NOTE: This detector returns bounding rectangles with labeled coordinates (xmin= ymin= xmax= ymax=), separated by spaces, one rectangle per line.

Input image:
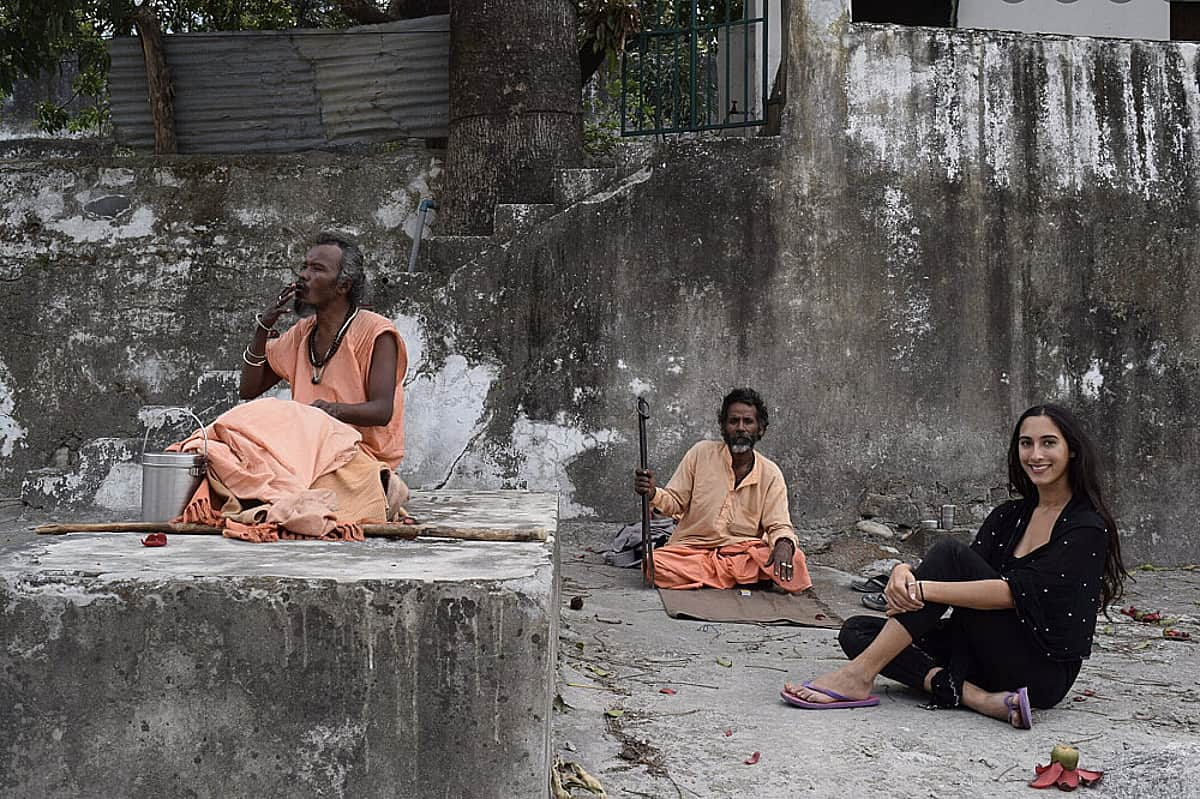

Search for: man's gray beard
xmin=293 ymin=298 xmax=316 ymax=317
xmin=725 ymin=434 xmax=756 ymax=454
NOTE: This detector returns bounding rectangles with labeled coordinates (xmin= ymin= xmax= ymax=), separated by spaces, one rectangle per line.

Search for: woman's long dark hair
xmin=1007 ymin=403 xmax=1128 ymax=610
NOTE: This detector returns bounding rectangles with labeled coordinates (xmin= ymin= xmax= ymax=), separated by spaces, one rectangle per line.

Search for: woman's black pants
xmin=837 ymin=539 xmax=1080 ymax=708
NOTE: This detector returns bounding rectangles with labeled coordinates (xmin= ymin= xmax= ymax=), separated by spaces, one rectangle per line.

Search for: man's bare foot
xmin=783 ymin=664 xmax=875 ymax=704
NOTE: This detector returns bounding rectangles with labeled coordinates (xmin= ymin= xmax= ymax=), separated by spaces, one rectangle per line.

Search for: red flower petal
xmin=724 ymin=729 xmax=733 ymax=737
xmin=1076 ymin=768 xmax=1103 ymax=786
xmin=141 ymin=534 xmax=167 ymax=547
xmin=1030 ymin=762 xmax=1064 ymax=789
xmin=1057 ymin=767 xmax=1080 ymax=790
xmin=659 ymin=687 xmax=677 ymax=695
xmin=743 ymin=751 xmax=760 ymax=765
xmin=1082 ymin=689 xmax=1096 ymax=697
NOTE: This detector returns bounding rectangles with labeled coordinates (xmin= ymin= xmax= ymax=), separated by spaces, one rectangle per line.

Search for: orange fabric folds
xmin=651 ymin=540 xmax=813 ymax=593
xmin=168 ymin=397 xmax=384 ymax=542
xmin=170 ymin=397 xmax=361 ymax=503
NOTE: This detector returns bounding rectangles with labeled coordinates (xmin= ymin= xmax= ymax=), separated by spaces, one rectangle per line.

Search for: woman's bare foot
xmin=783 ymin=664 xmax=875 ymax=704
xmin=963 ymin=685 xmax=1031 ymax=728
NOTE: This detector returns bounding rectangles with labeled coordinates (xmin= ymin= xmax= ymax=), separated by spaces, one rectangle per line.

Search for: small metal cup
xmin=940 ymin=504 xmax=956 ymax=530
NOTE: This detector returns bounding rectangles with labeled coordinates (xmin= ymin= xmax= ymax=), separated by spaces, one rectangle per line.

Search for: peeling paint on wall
xmin=404 ymin=353 xmax=498 ymax=489
xmin=93 ymin=462 xmax=141 ymax=510
xmin=46 ymin=206 xmax=155 ymax=242
xmin=1081 ymin=359 xmax=1104 ymax=400
xmin=876 ymin=186 xmax=931 ymax=368
xmin=844 ymin=26 xmax=1200 ymax=196
xmin=451 ymin=412 xmax=621 ymax=518
xmin=0 ymin=357 xmax=27 ymax=458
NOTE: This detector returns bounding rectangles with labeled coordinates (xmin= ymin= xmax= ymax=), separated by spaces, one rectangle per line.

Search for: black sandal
xmin=850 ymin=573 xmax=890 ymax=593
xmin=861 ymin=592 xmax=888 ymax=612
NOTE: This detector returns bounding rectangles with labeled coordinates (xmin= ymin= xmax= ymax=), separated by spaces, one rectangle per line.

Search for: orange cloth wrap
xmin=651 ymin=540 xmax=813 ymax=593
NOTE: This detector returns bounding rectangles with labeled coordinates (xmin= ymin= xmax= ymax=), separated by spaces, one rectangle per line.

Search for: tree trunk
xmin=131 ymin=9 xmax=177 ymax=155
xmin=442 ymin=0 xmax=583 ymax=234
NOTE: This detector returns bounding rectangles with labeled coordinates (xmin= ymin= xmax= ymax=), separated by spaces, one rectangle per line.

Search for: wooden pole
xmin=34 ymin=521 xmax=546 ymax=543
xmin=132 ymin=9 xmax=178 ymax=155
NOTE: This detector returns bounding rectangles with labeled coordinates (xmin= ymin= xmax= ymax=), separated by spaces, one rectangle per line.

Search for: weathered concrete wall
xmin=0 ymin=530 xmax=558 ymax=798
xmin=2 ymin=0 xmax=1199 ymax=562
xmin=0 ymin=143 xmax=444 ymax=511
xmin=777 ymin=0 xmax=1200 ymax=560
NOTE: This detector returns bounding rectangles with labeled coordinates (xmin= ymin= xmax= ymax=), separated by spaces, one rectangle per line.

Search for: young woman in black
xmin=781 ymin=404 xmax=1127 ymax=728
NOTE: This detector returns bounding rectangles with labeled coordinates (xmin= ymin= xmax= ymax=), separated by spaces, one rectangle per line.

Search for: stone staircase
xmin=415 ymin=144 xmax=655 ymax=275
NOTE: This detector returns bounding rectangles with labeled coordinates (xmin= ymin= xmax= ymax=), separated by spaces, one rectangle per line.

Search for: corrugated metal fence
xmin=108 ymin=16 xmax=449 ymax=153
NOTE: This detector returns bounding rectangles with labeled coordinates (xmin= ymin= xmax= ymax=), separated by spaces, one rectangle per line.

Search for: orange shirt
xmin=651 ymin=440 xmax=799 ymax=550
xmin=266 ymin=309 xmax=407 ymax=468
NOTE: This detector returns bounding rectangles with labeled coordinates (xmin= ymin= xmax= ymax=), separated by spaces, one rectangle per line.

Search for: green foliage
xmin=1 ymin=0 xmax=351 ymax=135
xmin=579 ymin=0 xmax=641 ymax=72
xmin=583 ymin=115 xmax=619 ymax=159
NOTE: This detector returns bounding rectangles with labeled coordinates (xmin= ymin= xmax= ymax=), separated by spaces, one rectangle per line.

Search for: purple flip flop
xmin=1005 ymin=686 xmax=1033 ymax=729
xmin=780 ymin=680 xmax=881 ymax=709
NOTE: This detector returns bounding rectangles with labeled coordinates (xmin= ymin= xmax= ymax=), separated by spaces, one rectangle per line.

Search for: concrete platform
xmin=0 ymin=490 xmax=559 ymax=799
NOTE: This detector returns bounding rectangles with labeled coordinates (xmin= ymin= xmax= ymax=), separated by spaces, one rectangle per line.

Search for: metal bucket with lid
xmin=141 ymin=408 xmax=208 ymax=523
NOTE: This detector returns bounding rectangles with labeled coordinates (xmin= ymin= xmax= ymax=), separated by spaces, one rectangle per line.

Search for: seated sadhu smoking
xmin=169 ymin=232 xmax=409 ymax=542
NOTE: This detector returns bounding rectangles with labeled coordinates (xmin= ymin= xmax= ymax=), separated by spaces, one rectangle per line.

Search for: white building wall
xmin=957 ymin=0 xmax=1169 ymax=41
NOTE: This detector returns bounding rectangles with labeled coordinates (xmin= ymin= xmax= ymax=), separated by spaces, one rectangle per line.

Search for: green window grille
xmin=621 ymin=0 xmax=771 ymax=135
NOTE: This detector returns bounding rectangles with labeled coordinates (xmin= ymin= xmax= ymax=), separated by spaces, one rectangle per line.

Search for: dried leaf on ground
xmin=552 ymin=757 xmax=608 ymax=799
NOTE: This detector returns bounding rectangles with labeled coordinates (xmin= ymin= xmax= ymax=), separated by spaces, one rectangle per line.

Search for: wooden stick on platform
xmin=33 ymin=521 xmax=546 ymax=543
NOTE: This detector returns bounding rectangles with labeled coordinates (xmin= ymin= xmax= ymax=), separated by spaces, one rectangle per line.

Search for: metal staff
xmin=637 ymin=396 xmax=655 ymax=587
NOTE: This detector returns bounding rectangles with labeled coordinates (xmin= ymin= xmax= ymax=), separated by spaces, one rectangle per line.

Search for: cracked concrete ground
xmin=552 ymin=521 xmax=1200 ymax=799
xmin=4 ymin=512 xmax=1197 ymax=798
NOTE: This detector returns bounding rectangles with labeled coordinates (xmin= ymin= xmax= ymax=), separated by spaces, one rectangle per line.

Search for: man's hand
xmin=634 ymin=468 xmax=656 ymax=500
xmin=884 ymin=562 xmax=924 ymax=614
xmin=311 ymin=399 xmax=342 ymax=420
xmin=260 ymin=281 xmax=298 ymax=329
xmin=767 ymin=538 xmax=795 ymax=583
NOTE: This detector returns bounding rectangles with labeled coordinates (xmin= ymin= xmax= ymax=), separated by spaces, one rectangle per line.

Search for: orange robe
xmin=266 ymin=309 xmax=407 ymax=468
xmin=169 ymin=397 xmax=388 ymax=542
xmin=650 ymin=440 xmax=812 ymax=593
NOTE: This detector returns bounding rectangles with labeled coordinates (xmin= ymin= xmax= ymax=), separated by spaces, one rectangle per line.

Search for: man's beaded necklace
xmin=308 ymin=306 xmax=359 ymax=384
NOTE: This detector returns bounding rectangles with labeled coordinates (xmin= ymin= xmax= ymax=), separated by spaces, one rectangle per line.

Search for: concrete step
xmin=552 ymin=167 xmax=620 ymax=205
xmin=492 ymin=202 xmax=557 ymax=240
xmin=21 ymin=437 xmax=138 ymax=511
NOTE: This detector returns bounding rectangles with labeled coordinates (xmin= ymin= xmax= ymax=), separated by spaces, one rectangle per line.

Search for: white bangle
xmin=255 ymin=313 xmax=275 ymax=333
xmin=242 ymin=346 xmax=267 ymax=367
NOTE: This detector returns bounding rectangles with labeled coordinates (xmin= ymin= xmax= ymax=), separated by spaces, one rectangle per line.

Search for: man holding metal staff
xmin=633 ymin=388 xmax=812 ymax=593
